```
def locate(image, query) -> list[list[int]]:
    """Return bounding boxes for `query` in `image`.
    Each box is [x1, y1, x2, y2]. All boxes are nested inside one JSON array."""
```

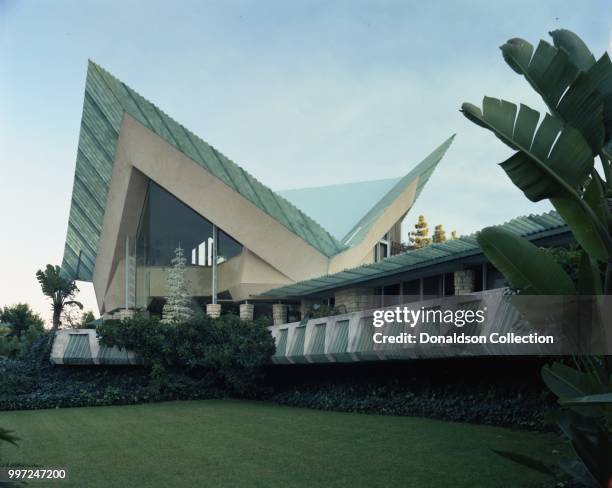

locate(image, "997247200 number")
[[1, 468, 68, 482]]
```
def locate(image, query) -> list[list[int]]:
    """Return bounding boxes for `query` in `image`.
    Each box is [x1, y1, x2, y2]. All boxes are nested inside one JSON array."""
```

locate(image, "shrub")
[[0, 304, 44, 339], [97, 314, 275, 397], [0, 304, 45, 359], [0, 334, 164, 411]]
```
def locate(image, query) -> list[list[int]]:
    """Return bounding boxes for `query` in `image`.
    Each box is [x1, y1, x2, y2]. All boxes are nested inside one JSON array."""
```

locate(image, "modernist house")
[[61, 61, 455, 320], [54, 62, 578, 365]]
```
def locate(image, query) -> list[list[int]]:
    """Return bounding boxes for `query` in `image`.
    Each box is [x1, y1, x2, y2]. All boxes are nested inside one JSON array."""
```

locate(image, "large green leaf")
[[583, 172, 609, 225], [549, 29, 596, 72], [477, 227, 575, 294], [542, 362, 603, 399], [561, 393, 612, 407], [501, 34, 605, 152], [570, 428, 612, 485], [558, 459, 599, 488], [462, 98, 594, 202], [577, 251, 603, 294], [551, 197, 609, 262], [491, 450, 555, 477], [587, 54, 612, 155]]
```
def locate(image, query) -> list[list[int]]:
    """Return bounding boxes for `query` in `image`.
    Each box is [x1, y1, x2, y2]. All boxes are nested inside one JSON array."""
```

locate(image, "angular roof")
[[62, 61, 346, 280], [340, 135, 455, 247], [277, 135, 454, 244], [278, 177, 401, 240], [260, 211, 569, 299], [61, 62, 452, 282]]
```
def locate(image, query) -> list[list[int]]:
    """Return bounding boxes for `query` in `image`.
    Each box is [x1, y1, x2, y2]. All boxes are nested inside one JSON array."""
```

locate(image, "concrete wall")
[[50, 329, 140, 365]]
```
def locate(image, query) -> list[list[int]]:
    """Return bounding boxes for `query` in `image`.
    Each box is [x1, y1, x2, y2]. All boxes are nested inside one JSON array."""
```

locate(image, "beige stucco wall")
[[94, 115, 329, 311], [92, 114, 420, 312], [93, 167, 148, 312]]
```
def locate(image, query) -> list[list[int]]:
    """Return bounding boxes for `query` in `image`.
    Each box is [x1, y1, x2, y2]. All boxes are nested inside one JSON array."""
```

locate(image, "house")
[[54, 62, 577, 365], [60, 61, 454, 320]]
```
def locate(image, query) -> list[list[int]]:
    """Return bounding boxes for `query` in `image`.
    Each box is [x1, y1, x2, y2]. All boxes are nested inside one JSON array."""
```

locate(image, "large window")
[[135, 181, 243, 306], [136, 181, 242, 268]]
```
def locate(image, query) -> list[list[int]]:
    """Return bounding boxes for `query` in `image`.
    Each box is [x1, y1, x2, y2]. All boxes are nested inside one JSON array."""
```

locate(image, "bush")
[[97, 314, 275, 397], [0, 334, 161, 411], [0, 304, 45, 359], [0, 304, 44, 339], [0, 314, 274, 411], [265, 360, 555, 431]]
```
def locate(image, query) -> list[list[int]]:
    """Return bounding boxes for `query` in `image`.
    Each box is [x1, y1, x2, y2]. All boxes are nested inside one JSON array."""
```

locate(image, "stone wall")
[[334, 287, 374, 313], [454, 270, 475, 295], [273, 304, 288, 325]]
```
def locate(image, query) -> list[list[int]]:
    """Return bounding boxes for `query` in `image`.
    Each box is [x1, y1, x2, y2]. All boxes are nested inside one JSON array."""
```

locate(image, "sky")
[[0, 0, 610, 324]]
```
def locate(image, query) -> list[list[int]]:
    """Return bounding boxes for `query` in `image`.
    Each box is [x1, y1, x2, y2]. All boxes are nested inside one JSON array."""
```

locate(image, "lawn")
[[1, 400, 565, 487]]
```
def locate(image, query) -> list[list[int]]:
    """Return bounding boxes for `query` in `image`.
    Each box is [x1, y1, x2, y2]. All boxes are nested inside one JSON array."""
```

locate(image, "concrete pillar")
[[334, 287, 373, 313], [272, 304, 288, 325], [454, 270, 475, 295], [206, 303, 221, 318], [239, 303, 254, 321]]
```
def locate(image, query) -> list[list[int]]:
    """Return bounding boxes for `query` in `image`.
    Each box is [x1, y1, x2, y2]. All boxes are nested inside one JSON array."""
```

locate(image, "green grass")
[[1, 400, 565, 487]]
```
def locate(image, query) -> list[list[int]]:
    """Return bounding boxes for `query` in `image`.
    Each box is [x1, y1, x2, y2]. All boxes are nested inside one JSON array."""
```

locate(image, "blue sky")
[[0, 0, 610, 322]]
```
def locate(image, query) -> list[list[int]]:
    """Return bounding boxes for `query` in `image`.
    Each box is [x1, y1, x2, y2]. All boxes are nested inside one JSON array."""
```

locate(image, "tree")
[[408, 215, 432, 248], [61, 308, 96, 329], [161, 246, 194, 324], [409, 217, 456, 247], [36, 265, 83, 331], [0, 303, 44, 338], [0, 304, 45, 358], [462, 29, 612, 487], [80, 311, 96, 328], [432, 224, 447, 243]]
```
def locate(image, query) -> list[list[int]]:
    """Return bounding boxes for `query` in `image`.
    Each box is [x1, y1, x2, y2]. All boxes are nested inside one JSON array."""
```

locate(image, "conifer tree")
[[161, 246, 193, 324], [408, 215, 432, 248], [432, 224, 447, 243]]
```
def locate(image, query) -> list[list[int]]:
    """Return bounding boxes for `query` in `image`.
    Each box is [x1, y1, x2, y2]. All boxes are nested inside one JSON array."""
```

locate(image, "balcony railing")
[[267, 289, 584, 364]]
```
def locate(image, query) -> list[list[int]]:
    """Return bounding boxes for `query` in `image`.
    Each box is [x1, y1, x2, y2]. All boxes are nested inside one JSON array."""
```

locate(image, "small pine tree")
[[432, 224, 447, 243], [161, 246, 194, 325], [450, 230, 458, 240], [409, 215, 432, 248]]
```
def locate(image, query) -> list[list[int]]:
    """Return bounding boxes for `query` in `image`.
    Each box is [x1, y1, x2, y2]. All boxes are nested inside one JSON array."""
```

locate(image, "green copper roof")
[[260, 210, 569, 299], [61, 61, 347, 280], [341, 135, 455, 247]]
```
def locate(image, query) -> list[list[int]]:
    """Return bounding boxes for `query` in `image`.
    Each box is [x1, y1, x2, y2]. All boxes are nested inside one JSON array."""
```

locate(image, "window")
[[402, 280, 421, 303], [136, 181, 242, 268], [423, 275, 442, 298], [135, 181, 243, 306], [374, 232, 390, 262]]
